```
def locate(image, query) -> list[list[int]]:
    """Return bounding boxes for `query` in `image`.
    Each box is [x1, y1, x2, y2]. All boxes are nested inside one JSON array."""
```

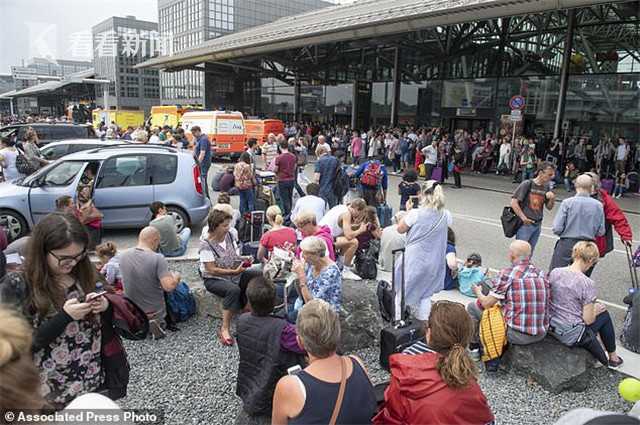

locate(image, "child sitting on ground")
[[96, 241, 123, 294], [613, 171, 627, 199], [458, 253, 486, 297]]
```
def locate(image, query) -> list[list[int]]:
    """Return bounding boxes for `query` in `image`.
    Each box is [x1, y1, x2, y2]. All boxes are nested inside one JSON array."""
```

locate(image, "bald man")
[[120, 226, 181, 338], [550, 174, 605, 274], [467, 240, 550, 367]]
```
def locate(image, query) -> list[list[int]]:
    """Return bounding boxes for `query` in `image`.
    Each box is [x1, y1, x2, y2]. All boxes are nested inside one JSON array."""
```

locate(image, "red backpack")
[[361, 161, 382, 187]]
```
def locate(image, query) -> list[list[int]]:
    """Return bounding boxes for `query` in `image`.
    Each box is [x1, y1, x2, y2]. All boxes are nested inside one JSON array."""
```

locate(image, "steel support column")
[[553, 9, 576, 140], [351, 82, 358, 129], [293, 77, 301, 122], [390, 47, 401, 127]]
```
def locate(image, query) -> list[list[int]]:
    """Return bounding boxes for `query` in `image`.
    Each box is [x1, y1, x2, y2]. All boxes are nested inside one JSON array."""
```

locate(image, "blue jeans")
[[516, 222, 542, 255], [200, 164, 211, 199], [278, 180, 295, 216], [521, 168, 534, 182], [163, 228, 191, 257], [238, 188, 255, 215], [564, 178, 574, 192]]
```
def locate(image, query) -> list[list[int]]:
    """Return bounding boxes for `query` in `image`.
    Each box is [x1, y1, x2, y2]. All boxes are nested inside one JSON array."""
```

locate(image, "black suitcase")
[[379, 248, 426, 370], [240, 211, 264, 261]]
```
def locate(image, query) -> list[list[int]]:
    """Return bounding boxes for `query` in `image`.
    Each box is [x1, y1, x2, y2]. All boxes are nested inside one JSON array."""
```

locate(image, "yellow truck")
[[149, 105, 202, 128], [92, 109, 145, 129]]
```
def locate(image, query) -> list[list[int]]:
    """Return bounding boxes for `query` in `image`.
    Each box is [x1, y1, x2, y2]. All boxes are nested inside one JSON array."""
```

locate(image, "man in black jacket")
[[235, 276, 305, 423]]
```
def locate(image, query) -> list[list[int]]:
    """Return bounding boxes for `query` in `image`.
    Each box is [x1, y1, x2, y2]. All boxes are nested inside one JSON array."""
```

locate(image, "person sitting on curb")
[[378, 211, 407, 272], [467, 240, 550, 368], [290, 182, 328, 225], [548, 241, 623, 368], [257, 205, 297, 263], [374, 301, 494, 425], [149, 201, 192, 258], [271, 299, 377, 425], [120, 227, 181, 339], [294, 211, 335, 261], [235, 276, 305, 423]]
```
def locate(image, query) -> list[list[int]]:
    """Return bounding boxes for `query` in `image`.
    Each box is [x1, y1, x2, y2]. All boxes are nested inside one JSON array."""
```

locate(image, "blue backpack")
[[167, 282, 196, 322]]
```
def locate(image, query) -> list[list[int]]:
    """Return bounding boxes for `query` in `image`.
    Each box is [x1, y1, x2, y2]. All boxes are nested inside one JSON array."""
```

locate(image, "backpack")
[[333, 163, 350, 200], [377, 280, 394, 322], [479, 305, 507, 362], [355, 247, 378, 280], [166, 282, 196, 322], [360, 161, 382, 187]]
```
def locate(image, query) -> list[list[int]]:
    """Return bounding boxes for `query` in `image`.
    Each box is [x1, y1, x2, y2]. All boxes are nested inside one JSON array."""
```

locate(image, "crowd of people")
[[0, 113, 639, 424]]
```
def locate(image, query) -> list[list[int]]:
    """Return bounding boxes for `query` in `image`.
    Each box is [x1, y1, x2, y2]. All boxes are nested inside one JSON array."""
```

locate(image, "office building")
[[157, 0, 333, 106], [92, 16, 160, 115]]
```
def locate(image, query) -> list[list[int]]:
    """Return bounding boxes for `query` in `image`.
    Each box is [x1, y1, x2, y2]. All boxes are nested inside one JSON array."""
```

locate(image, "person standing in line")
[[274, 139, 297, 217], [0, 136, 21, 181], [314, 144, 339, 208], [262, 133, 279, 170], [350, 130, 363, 165], [510, 162, 556, 255], [192, 126, 212, 198], [549, 174, 605, 275], [421, 139, 438, 180], [234, 152, 256, 215], [615, 137, 629, 174]]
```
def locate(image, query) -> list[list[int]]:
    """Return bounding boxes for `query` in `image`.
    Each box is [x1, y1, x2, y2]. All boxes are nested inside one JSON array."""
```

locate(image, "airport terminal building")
[[139, 0, 640, 141]]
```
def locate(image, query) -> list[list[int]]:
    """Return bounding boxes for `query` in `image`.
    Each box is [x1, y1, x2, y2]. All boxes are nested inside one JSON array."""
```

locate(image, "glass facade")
[[158, 0, 332, 105]]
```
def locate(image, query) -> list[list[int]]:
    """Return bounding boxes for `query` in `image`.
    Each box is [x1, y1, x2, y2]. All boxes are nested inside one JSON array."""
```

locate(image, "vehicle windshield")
[[0, 127, 16, 138], [18, 161, 86, 187]]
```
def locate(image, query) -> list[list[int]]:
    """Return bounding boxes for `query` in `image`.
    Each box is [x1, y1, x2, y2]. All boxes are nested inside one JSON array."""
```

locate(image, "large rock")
[[186, 273, 385, 352], [190, 284, 224, 319], [501, 336, 596, 393], [338, 278, 385, 353]]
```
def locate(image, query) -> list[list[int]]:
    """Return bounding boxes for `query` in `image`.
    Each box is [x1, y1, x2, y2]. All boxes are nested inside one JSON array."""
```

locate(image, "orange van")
[[182, 111, 246, 158], [244, 119, 285, 146]]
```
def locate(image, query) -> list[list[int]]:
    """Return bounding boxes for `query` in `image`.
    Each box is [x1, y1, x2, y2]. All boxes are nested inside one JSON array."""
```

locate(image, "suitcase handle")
[[391, 248, 406, 323], [626, 243, 639, 290]]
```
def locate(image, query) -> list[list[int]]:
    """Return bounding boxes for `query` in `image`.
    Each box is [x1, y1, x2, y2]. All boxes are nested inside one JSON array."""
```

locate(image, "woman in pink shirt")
[[351, 130, 363, 164]]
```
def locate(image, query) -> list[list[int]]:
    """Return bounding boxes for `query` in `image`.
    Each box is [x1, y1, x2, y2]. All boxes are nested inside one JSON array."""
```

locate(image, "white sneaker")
[[342, 267, 362, 280]]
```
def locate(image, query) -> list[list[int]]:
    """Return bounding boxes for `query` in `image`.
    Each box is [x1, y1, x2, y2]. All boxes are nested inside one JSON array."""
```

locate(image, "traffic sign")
[[510, 109, 522, 121], [509, 95, 526, 110]]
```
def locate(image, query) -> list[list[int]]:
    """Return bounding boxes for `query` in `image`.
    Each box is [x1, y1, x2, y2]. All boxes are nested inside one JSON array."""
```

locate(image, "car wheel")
[[0, 209, 28, 242], [166, 206, 189, 233]]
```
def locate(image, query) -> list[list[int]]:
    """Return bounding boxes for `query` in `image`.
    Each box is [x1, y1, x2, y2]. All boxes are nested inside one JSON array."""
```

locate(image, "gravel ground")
[[118, 314, 632, 425]]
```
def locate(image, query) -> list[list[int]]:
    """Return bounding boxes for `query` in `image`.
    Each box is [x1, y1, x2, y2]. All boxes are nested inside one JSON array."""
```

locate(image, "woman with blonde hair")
[[395, 181, 451, 321], [374, 301, 494, 424], [257, 205, 297, 262], [0, 306, 46, 413], [272, 299, 376, 424], [548, 241, 623, 367]]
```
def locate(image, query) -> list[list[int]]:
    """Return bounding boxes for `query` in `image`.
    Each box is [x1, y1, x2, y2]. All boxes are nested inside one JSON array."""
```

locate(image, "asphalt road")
[[102, 160, 640, 326]]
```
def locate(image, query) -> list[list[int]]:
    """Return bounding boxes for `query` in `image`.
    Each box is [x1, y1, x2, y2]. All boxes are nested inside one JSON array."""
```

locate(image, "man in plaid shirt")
[[467, 240, 550, 346]]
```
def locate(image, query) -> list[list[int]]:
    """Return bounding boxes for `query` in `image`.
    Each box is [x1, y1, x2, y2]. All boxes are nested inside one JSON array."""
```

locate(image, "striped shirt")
[[402, 341, 435, 355]]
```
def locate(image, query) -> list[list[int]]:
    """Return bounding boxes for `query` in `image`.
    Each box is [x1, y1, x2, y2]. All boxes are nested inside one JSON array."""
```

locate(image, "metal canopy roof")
[[1, 69, 110, 99], [137, 0, 625, 70]]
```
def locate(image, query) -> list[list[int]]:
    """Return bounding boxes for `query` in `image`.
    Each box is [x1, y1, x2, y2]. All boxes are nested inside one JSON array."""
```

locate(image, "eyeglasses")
[[49, 249, 87, 267]]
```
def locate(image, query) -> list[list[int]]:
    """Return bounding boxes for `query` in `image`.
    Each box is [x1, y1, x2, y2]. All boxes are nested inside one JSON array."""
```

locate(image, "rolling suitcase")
[[621, 243, 639, 353], [240, 211, 264, 261], [376, 203, 392, 228], [379, 248, 426, 370]]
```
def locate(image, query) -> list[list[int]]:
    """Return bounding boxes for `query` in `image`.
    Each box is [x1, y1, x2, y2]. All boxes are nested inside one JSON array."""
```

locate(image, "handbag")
[[500, 206, 522, 238], [355, 248, 378, 280], [328, 356, 348, 425], [15, 147, 38, 175]]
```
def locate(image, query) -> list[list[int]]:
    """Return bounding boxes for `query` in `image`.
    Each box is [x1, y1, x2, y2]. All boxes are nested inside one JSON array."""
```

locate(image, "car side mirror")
[[30, 178, 44, 188]]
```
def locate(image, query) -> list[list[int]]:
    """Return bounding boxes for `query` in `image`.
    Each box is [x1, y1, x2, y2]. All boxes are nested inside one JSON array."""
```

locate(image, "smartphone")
[[242, 258, 253, 267], [85, 291, 107, 302], [410, 196, 419, 209]]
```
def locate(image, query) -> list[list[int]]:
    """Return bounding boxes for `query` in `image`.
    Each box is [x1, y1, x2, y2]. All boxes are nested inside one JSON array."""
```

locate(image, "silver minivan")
[[0, 145, 210, 241]]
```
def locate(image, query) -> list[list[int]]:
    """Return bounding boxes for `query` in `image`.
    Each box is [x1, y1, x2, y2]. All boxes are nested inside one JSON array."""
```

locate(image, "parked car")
[[40, 139, 129, 161], [0, 123, 96, 146], [0, 145, 210, 241]]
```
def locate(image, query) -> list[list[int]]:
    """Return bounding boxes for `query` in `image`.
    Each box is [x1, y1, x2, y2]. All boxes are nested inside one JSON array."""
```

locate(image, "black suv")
[[0, 123, 97, 146]]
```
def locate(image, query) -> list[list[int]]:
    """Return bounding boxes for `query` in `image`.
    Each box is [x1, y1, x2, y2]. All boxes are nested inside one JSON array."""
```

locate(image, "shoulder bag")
[[328, 356, 348, 425]]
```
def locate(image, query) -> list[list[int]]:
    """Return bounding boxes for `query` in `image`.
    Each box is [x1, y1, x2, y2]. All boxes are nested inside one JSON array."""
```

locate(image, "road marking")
[[451, 213, 632, 255]]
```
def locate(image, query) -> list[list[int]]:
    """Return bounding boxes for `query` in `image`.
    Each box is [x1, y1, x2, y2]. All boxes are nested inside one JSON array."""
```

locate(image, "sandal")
[[608, 357, 624, 369], [217, 329, 235, 346]]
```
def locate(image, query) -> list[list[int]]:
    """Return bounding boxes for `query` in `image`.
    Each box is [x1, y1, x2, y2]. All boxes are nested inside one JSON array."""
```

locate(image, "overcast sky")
[[0, 0, 352, 75]]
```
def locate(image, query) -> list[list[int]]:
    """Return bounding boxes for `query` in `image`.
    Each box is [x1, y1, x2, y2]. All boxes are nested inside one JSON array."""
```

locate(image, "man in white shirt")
[[616, 138, 629, 174], [262, 133, 279, 168], [421, 139, 438, 180], [291, 182, 328, 225]]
